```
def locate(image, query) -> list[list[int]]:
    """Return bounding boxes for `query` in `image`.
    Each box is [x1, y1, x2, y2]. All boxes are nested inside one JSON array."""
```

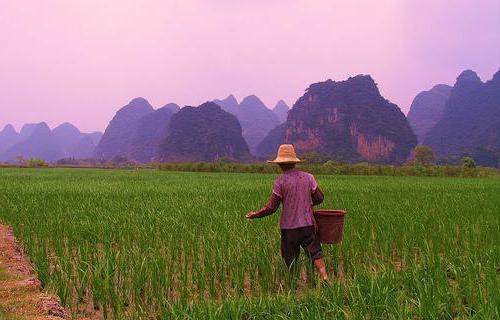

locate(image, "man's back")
[[272, 170, 318, 229]]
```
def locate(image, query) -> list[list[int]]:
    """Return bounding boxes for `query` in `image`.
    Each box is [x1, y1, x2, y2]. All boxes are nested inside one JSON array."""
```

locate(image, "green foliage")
[[25, 159, 48, 168], [55, 157, 80, 165], [216, 156, 234, 164], [156, 162, 500, 178], [462, 157, 476, 169], [299, 152, 331, 164], [0, 168, 499, 318], [414, 145, 436, 166]]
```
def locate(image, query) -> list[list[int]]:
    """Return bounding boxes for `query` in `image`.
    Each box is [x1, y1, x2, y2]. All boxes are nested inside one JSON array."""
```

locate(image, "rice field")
[[0, 168, 499, 319]]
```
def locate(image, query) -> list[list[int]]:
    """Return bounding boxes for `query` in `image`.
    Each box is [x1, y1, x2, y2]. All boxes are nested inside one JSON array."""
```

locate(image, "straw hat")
[[267, 144, 303, 164]]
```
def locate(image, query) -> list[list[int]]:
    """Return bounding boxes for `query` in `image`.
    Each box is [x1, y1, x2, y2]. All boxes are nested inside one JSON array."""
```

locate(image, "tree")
[[462, 157, 476, 169], [414, 145, 436, 166]]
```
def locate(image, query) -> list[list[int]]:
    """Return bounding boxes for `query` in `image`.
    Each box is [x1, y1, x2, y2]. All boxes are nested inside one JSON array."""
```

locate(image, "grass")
[[0, 309, 21, 320], [0, 269, 10, 281], [0, 168, 499, 319]]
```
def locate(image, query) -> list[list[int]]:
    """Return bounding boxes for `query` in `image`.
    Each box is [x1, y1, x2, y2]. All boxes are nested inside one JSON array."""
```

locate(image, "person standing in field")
[[245, 144, 328, 282]]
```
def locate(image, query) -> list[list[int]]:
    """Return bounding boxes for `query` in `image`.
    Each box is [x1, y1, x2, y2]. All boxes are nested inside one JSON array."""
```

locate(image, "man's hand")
[[245, 212, 258, 219]]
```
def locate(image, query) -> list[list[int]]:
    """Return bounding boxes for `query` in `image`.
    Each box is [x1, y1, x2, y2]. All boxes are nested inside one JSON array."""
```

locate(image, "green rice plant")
[[0, 168, 499, 318]]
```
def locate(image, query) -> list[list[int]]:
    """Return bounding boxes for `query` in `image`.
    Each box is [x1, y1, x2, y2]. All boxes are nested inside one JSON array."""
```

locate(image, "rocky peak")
[[454, 70, 483, 93], [19, 123, 39, 140], [274, 100, 289, 111], [213, 94, 239, 111], [197, 101, 222, 113], [51, 122, 84, 152], [407, 84, 452, 143], [53, 122, 81, 135], [161, 103, 181, 114], [93, 98, 155, 160], [234, 95, 279, 154], [0, 124, 19, 153], [258, 75, 416, 163], [31, 122, 51, 136], [273, 100, 290, 123], [342, 75, 380, 97], [446, 69, 484, 110], [456, 69, 481, 83], [119, 97, 154, 114], [129, 97, 150, 106], [240, 95, 267, 109], [431, 84, 453, 96], [0, 121, 101, 162], [305, 75, 381, 105], [424, 70, 500, 165], [129, 107, 174, 163], [1, 124, 17, 135], [159, 101, 251, 162]]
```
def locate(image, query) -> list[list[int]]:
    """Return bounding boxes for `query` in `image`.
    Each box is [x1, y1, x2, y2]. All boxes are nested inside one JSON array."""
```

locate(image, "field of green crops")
[[0, 168, 499, 319]]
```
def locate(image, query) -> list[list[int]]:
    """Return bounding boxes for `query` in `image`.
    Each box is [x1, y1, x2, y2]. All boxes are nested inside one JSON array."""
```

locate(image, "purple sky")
[[1, 0, 499, 133]]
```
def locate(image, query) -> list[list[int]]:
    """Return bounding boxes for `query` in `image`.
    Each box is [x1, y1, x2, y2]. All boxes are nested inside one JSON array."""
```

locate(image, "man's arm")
[[245, 193, 281, 219], [311, 186, 324, 206]]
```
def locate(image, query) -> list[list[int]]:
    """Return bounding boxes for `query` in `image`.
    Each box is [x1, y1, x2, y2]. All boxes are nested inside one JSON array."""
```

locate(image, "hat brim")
[[266, 159, 303, 164]]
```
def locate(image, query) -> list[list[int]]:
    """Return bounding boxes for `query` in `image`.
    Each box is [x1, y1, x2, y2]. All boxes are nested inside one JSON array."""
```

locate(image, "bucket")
[[313, 210, 347, 244]]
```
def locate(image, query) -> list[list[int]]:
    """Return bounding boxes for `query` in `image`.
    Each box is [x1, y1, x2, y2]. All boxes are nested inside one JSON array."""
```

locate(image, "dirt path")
[[0, 224, 67, 320]]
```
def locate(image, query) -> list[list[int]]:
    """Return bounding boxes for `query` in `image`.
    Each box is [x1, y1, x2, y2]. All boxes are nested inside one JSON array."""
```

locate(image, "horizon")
[[1, 0, 499, 133]]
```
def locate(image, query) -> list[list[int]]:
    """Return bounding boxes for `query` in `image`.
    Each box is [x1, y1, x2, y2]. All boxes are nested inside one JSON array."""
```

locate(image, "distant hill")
[[129, 107, 174, 162], [51, 123, 102, 159], [407, 84, 452, 143], [93, 97, 154, 161], [256, 123, 286, 160], [52, 123, 86, 156], [19, 123, 39, 140], [424, 69, 500, 167], [257, 75, 417, 163], [0, 122, 102, 163], [236, 95, 280, 154], [213, 95, 239, 112], [94, 98, 184, 162], [213, 94, 280, 154], [273, 100, 290, 123], [0, 124, 20, 153], [159, 102, 252, 162], [3, 122, 62, 161], [162, 103, 181, 114]]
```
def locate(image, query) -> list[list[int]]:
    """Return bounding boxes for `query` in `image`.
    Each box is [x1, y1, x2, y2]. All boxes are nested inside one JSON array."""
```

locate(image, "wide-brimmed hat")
[[267, 144, 303, 164]]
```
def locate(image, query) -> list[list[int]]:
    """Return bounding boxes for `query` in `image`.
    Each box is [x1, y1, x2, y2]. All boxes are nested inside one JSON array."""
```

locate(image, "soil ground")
[[0, 224, 67, 320]]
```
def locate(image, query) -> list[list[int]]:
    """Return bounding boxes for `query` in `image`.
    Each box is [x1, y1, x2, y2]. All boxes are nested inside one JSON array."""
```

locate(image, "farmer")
[[245, 144, 328, 282]]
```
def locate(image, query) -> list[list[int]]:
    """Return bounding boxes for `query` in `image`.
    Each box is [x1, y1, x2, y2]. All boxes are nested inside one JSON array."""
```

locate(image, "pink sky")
[[1, 0, 499, 133]]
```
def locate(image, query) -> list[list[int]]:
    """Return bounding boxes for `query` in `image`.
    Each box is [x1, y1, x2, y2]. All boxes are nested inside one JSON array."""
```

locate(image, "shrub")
[[156, 161, 499, 177], [26, 159, 48, 167], [462, 157, 476, 169], [56, 157, 80, 165]]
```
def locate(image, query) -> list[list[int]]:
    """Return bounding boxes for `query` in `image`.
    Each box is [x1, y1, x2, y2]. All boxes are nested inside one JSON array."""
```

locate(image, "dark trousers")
[[280, 225, 323, 268]]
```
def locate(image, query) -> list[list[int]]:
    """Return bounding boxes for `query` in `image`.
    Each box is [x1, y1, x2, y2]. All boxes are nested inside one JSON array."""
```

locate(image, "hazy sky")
[[1, 0, 499, 133]]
